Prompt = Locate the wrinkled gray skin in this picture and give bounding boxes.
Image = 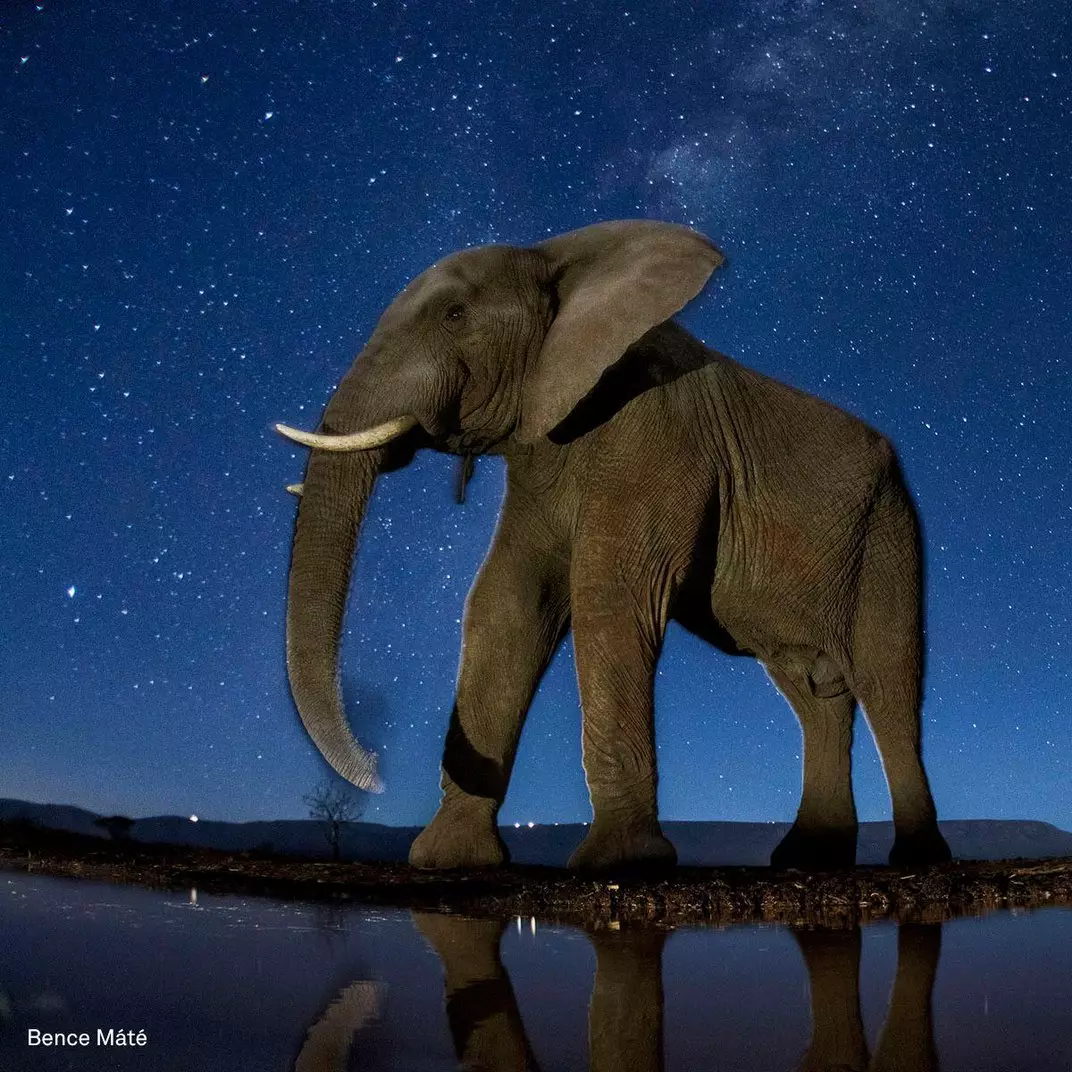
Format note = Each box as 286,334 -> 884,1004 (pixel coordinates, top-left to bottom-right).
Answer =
280,220 -> 951,872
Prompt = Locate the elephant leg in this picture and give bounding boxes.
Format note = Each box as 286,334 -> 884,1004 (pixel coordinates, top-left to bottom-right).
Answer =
870,923 -> 942,1072
791,926 -> 869,1072
851,620 -> 949,865
858,698 -> 950,867
568,579 -> 676,873
412,913 -> 541,1071
587,928 -> 667,1072
767,666 -> 858,870
410,507 -> 569,870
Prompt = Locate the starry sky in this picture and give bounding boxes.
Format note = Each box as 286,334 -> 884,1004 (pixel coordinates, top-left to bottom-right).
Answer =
2,0 -> 1069,832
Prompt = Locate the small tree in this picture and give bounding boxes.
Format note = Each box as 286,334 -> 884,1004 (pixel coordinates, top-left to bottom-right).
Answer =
94,815 -> 135,841
303,779 -> 367,862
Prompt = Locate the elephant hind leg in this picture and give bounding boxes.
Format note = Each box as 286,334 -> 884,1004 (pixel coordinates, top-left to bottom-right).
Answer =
851,677 -> 950,866
850,499 -> 950,867
767,663 -> 858,870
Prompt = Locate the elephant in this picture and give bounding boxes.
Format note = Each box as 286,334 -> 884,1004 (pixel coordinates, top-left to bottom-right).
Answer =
276,219 -> 951,873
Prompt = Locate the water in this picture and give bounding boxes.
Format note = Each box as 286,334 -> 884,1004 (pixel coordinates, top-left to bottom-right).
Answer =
1,873 -> 1069,1071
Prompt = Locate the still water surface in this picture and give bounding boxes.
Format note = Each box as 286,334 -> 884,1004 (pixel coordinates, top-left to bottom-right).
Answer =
1,873 -> 1069,1071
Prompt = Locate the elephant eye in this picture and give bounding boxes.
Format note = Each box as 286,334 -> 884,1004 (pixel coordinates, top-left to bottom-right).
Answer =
443,302 -> 466,324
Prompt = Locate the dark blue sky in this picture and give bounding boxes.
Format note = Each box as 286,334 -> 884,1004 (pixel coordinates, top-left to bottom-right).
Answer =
3,1 -> 1069,831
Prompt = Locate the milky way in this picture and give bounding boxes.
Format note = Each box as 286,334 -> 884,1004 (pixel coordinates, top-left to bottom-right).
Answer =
2,1 -> 1069,828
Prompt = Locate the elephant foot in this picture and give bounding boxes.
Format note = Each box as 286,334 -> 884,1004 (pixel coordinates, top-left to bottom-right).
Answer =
770,823 -> 858,871
409,795 -> 509,870
888,826 -> 951,868
567,819 -> 677,875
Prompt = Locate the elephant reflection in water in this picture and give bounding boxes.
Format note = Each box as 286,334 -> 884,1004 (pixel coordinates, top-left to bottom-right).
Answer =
292,979 -> 381,1072
412,913 -> 942,1072
793,923 -> 942,1072
413,912 -> 665,1072
292,914 -> 941,1071
412,914 -> 546,1071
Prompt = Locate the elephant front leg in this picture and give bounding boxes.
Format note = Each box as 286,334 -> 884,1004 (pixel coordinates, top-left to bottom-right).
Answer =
409,533 -> 569,870
407,715 -> 516,870
568,586 -> 676,873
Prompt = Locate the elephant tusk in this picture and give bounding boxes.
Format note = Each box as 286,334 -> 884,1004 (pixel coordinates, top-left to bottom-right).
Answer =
275,415 -> 419,451
286,483 -> 304,496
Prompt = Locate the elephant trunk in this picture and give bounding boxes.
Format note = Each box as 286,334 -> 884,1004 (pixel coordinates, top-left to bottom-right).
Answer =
286,443 -> 386,791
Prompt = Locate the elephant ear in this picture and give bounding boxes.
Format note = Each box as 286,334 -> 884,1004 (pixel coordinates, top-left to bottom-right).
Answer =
517,220 -> 725,442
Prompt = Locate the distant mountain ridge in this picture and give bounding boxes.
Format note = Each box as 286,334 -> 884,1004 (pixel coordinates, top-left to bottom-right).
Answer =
2,798 -> 1070,867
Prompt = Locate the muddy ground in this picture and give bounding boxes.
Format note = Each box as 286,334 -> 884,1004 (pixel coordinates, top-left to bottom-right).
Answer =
3,824 -> 1070,928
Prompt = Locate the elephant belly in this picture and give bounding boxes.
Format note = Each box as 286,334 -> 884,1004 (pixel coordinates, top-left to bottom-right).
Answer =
671,600 -> 754,656
703,578 -> 853,696
687,599 -> 851,699
672,551 -> 843,665
702,498 -> 864,672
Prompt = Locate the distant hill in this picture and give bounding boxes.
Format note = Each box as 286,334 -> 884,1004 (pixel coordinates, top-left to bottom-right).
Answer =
2,798 -> 1070,867
662,819 -> 1072,867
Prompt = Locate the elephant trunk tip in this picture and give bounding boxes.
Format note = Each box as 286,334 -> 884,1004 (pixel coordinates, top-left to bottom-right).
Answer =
334,750 -> 385,795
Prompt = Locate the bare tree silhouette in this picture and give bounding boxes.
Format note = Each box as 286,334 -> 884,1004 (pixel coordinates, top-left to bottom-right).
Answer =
303,779 -> 367,862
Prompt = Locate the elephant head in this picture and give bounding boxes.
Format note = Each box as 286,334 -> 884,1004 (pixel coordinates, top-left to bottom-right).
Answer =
277,221 -> 724,791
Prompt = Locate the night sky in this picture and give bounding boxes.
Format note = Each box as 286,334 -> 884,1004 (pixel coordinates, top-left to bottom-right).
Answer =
3,1 -> 1069,833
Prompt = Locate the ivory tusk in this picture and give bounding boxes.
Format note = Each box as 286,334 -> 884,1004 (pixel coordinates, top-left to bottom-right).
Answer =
274,415 -> 419,451
285,483 -> 304,496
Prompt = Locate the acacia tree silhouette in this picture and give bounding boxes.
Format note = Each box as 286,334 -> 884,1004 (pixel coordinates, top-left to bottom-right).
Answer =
303,779 -> 367,861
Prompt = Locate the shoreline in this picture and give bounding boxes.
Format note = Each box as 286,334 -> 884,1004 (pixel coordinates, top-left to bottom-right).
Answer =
3,828 -> 1071,927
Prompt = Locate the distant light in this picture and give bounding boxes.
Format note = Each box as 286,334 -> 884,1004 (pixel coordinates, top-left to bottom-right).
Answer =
514,822 -> 520,828
66,586 -> 76,598
527,821 -> 535,828
189,815 -> 199,823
